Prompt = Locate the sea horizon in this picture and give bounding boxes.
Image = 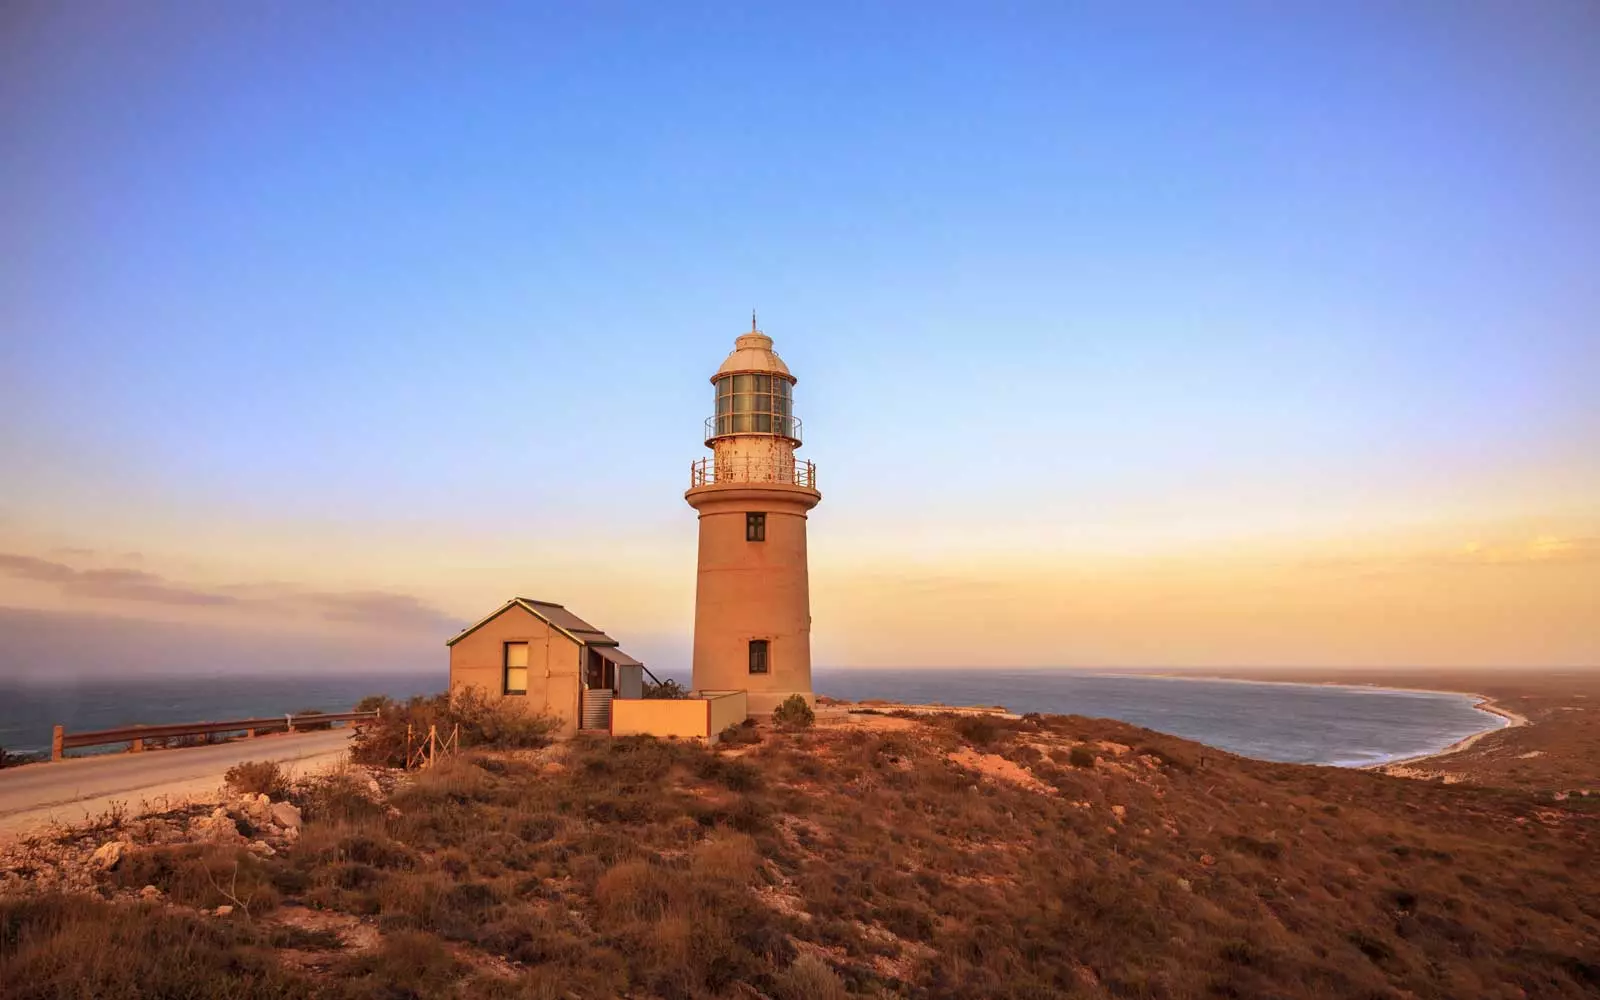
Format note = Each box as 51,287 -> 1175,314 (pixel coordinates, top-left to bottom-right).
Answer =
0,666 -> 1507,768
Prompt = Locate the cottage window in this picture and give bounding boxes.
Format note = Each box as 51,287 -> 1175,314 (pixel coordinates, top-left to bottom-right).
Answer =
748,639 -> 769,674
746,512 -> 766,542
504,642 -> 529,695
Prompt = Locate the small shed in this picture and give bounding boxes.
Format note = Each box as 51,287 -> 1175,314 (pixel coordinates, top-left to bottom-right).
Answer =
446,598 -> 647,736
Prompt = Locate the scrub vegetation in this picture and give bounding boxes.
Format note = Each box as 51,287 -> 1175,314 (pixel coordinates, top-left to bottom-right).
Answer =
347,689 -> 557,768
225,760 -> 292,799
3,710 -> 1598,999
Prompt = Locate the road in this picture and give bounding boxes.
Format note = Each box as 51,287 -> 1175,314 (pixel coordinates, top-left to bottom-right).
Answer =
0,729 -> 354,840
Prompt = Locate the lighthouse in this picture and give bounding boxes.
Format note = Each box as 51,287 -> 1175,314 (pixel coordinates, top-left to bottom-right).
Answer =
686,317 -> 821,714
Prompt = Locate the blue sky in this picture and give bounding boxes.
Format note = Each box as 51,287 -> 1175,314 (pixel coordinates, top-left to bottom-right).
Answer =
2,2 -> 1596,672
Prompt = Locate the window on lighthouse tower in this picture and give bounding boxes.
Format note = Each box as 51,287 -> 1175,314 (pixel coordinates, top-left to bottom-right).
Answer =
748,640 -> 769,674
746,512 -> 766,542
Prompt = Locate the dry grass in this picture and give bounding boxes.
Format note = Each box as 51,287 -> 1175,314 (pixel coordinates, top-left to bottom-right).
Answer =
4,705 -> 1599,998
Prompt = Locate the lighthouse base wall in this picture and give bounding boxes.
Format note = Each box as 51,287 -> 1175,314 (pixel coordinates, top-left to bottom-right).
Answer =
685,483 -> 819,711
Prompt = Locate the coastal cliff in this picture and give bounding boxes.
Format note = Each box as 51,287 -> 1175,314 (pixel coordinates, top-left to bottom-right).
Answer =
2,708 -> 1597,999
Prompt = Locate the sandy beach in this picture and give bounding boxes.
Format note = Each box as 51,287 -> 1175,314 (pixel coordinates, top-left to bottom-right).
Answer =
1363,695 -> 1529,771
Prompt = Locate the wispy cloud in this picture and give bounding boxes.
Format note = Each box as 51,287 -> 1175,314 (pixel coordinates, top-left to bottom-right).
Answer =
1440,536 -> 1600,566
0,553 -> 456,633
0,554 -> 237,605
1299,536 -> 1600,578
299,590 -> 459,631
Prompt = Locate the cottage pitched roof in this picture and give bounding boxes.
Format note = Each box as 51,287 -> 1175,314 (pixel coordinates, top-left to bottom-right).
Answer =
444,597 -> 621,648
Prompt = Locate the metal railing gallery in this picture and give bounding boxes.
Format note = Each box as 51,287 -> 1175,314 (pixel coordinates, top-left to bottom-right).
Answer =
689,457 -> 817,489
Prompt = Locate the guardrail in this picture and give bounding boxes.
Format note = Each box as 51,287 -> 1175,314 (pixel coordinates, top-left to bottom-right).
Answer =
50,710 -> 379,761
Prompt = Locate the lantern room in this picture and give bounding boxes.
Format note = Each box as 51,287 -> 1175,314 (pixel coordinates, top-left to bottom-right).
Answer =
704,319 -> 802,446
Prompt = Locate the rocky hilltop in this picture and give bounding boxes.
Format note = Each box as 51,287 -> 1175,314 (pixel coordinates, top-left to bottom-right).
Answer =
2,707 -> 1597,999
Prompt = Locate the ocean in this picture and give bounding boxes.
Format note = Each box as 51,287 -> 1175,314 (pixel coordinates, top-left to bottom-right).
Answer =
0,668 -> 1504,767
811,668 -> 1504,767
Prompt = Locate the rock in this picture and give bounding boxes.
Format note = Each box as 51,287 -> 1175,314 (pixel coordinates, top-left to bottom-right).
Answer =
192,808 -> 245,844
269,801 -> 302,830
139,884 -> 162,900
1176,878 -> 1193,893
247,840 -> 276,857
367,778 -> 383,797
1110,805 -> 1127,824
214,905 -> 233,917
238,793 -> 273,825
90,841 -> 127,871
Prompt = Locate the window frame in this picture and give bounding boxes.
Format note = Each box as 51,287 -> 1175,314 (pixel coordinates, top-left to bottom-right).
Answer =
746,512 -> 766,542
748,639 -> 770,675
503,641 -> 529,696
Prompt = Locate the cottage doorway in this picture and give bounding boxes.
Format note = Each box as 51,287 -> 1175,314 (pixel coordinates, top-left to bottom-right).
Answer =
581,646 -> 615,730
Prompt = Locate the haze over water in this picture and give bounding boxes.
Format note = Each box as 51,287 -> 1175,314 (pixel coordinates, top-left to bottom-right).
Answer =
1,669 -> 1503,768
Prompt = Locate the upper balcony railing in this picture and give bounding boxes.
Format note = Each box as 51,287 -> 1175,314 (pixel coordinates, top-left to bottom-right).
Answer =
704,413 -> 802,445
690,457 -> 817,490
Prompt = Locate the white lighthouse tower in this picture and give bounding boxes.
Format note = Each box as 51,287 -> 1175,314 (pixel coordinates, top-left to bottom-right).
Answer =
685,316 -> 821,713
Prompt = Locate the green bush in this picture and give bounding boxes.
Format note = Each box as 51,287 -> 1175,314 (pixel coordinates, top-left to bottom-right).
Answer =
772,694 -> 814,729
1069,746 -> 1097,769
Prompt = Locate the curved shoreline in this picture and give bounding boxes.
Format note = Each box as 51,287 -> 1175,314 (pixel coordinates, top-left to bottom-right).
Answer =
1098,670 -> 1531,769
823,671 -> 1529,769
1100,675 -> 1523,768
1362,695 -> 1529,771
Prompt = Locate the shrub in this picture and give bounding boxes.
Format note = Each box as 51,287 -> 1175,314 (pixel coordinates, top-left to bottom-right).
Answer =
690,832 -> 761,883
353,694 -> 393,713
447,688 -> 560,751
293,771 -> 386,825
224,760 -> 289,799
1069,746 -> 1097,769
955,714 -> 1003,746
644,678 -> 689,700
774,953 -> 848,1000
718,719 -> 762,746
349,688 -> 556,768
772,694 -> 814,729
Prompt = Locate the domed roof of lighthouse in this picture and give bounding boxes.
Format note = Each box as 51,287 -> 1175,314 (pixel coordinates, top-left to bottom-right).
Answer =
713,313 -> 794,382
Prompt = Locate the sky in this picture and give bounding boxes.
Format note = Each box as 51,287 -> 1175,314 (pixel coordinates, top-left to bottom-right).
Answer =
2,1 -> 1597,678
